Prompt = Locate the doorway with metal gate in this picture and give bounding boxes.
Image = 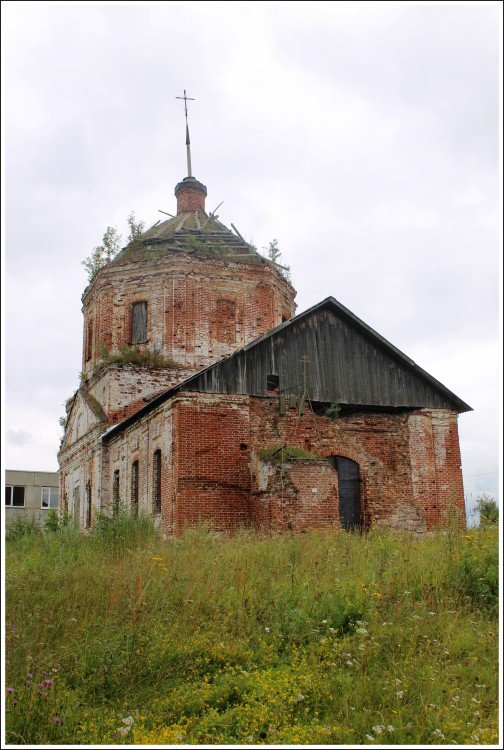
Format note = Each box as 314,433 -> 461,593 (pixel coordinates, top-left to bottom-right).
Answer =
327,456 -> 361,530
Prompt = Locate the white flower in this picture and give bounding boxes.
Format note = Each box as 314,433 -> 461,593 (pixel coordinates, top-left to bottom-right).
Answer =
365,735 -> 375,742
122,716 -> 134,726
118,727 -> 130,736
346,660 -> 353,666
295,693 -> 305,702
433,728 -> 445,738
372,725 -> 383,734
387,725 -> 394,732
396,690 -> 404,698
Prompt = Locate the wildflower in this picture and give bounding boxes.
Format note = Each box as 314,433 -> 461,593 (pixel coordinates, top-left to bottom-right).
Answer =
365,734 -> 375,741
53,716 -> 61,724
387,725 -> 394,732
118,727 -> 130,736
43,679 -> 54,687
373,592 -> 382,598
346,660 -> 353,666
372,725 -> 383,734
122,716 -> 134,725
38,683 -> 45,690
395,679 -> 402,685
465,535 -> 474,540
396,690 -> 404,698
7,688 -> 15,694
264,627 -> 270,632
27,674 -> 32,680
433,729 -> 445,739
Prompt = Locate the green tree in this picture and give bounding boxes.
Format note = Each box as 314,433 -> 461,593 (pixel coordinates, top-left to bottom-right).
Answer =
264,239 -> 291,281
477,493 -> 499,526
127,211 -> 145,244
82,226 -> 122,282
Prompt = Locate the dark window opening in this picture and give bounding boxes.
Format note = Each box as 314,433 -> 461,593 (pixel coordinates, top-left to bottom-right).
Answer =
5,485 -> 25,507
153,450 -> 162,514
85,481 -> 92,528
86,319 -> 93,361
131,301 -> 147,344
131,461 -> 139,515
267,374 -> 280,393
112,470 -> 120,516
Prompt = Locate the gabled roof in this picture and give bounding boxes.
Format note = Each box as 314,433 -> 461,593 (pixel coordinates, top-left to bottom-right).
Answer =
102,296 -> 471,442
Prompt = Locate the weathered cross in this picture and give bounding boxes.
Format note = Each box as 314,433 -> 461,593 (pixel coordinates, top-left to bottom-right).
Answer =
176,89 -> 195,177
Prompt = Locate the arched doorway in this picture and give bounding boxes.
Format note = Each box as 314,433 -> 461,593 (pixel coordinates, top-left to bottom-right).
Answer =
327,456 -> 361,530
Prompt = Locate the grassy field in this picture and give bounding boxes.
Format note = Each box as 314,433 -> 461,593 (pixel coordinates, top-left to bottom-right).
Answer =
4,515 -> 499,746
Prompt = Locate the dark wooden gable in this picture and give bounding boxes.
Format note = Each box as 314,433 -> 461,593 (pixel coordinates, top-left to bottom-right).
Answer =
181,299 -> 471,412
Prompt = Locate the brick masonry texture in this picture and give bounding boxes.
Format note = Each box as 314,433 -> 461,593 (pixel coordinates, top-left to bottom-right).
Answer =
79,393 -> 465,536
81,253 -> 296,378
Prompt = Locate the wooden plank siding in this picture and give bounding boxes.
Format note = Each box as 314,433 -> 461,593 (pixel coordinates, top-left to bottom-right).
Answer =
181,306 -> 470,412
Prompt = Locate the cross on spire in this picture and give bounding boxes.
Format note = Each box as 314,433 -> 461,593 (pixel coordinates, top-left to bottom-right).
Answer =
176,89 -> 195,177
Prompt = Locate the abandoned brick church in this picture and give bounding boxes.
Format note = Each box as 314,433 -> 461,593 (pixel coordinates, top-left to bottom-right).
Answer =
58,162 -> 471,535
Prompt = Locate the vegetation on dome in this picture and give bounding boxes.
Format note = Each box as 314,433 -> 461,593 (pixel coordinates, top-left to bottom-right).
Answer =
81,212 -> 145,283
90,344 -> 183,377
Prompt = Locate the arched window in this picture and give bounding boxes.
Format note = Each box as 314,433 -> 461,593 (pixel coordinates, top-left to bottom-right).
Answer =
131,461 -> 139,515
131,301 -> 147,344
153,450 -> 162,514
112,470 -> 120,516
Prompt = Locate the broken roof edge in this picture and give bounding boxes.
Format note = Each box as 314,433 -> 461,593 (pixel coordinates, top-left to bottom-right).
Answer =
101,296 -> 472,444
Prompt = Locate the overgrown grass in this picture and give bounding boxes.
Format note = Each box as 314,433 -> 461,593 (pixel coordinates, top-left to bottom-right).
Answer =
4,518 -> 499,745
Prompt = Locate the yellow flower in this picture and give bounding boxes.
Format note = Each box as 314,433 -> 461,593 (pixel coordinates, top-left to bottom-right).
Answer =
373,592 -> 382,598
465,535 -> 474,540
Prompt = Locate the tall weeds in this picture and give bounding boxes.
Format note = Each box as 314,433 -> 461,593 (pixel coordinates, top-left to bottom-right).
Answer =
4,517 -> 499,745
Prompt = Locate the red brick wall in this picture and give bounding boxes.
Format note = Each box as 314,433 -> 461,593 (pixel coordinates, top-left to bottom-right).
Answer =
172,394 -> 251,533
247,399 -> 465,532
251,458 -> 340,532
81,254 -> 296,378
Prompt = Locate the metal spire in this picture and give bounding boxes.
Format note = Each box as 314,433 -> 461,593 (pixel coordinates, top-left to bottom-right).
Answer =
176,89 -> 195,177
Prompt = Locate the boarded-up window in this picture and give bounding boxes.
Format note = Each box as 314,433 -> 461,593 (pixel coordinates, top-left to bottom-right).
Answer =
131,461 -> 139,515
153,450 -> 162,514
131,301 -> 147,344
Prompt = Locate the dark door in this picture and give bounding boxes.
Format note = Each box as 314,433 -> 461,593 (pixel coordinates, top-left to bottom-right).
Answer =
328,456 -> 361,530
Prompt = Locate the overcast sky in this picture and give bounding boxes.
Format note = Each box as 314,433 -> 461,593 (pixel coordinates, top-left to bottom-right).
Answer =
2,1 -> 501,517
